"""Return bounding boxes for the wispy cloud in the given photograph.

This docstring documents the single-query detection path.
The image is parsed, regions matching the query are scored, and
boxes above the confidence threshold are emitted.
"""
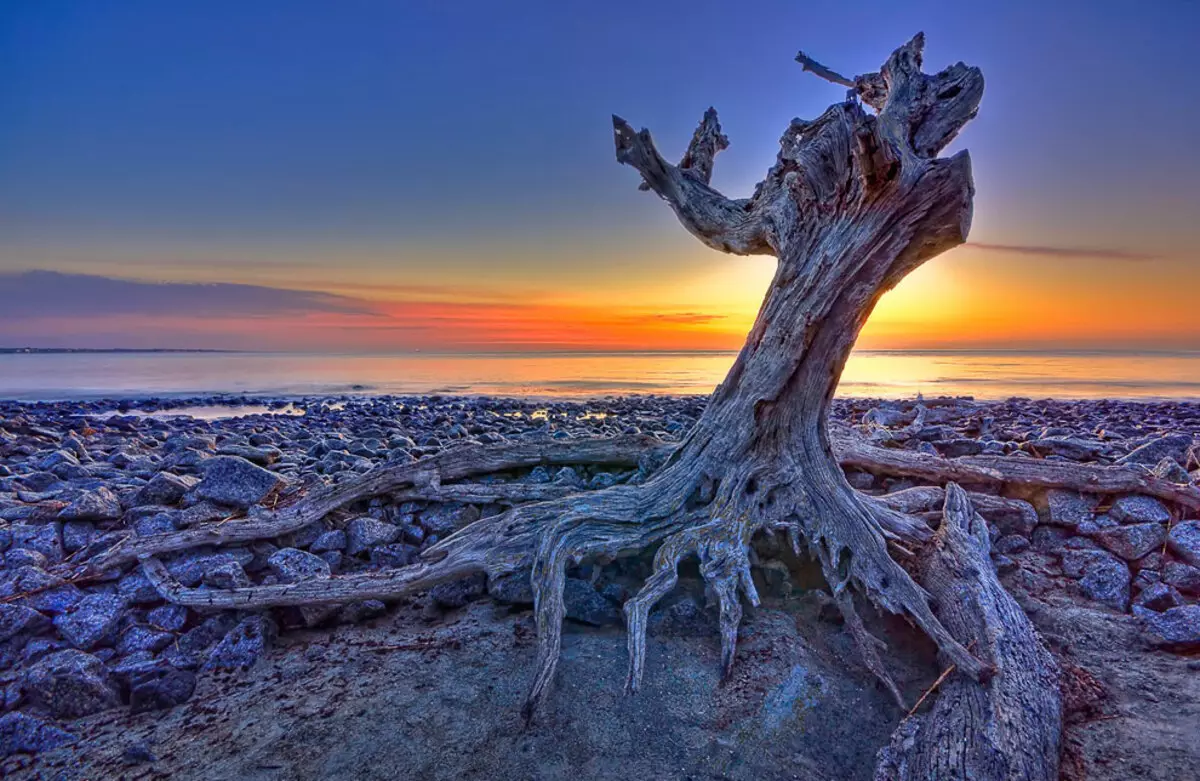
[0,271,744,351]
[964,243,1159,261]
[0,271,376,319]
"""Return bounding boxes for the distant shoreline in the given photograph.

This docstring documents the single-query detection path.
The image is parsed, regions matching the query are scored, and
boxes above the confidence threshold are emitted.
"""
[3,347,1199,357]
[0,348,236,354]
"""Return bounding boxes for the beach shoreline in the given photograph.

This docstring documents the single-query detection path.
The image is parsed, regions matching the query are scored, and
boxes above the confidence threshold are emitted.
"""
[1,393,1198,778]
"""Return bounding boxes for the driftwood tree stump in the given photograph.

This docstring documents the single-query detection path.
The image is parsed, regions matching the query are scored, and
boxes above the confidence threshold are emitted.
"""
[128,36,1072,778]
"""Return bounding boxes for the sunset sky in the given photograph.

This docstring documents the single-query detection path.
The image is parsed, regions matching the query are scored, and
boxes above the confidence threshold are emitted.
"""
[2,1,1197,352]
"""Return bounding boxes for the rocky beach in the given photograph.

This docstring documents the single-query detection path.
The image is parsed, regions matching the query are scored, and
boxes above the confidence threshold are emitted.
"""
[1,393,1199,780]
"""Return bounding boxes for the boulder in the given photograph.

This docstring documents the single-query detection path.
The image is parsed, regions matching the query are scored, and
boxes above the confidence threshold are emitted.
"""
[129,669,196,713]
[1044,490,1099,528]
[1142,605,1200,650]
[132,472,197,506]
[52,594,126,650]
[1166,520,1200,567]
[1163,561,1200,596]
[204,615,275,670]
[57,487,122,522]
[345,517,399,555]
[23,650,120,719]
[563,578,623,626]
[267,548,331,583]
[1061,548,1130,611]
[1092,523,1166,562]
[194,456,283,508]
[309,530,346,553]
[430,574,487,609]
[0,604,52,643]
[1110,495,1170,525]
[1118,433,1194,466]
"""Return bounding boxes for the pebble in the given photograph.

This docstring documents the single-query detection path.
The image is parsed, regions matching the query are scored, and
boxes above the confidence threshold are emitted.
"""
[0,393,1197,725]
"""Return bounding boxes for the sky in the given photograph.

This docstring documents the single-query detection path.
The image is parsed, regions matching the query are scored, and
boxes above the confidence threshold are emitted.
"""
[1,0,1197,352]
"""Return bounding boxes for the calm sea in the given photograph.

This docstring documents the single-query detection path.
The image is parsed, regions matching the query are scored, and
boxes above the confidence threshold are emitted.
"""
[1,350,1199,402]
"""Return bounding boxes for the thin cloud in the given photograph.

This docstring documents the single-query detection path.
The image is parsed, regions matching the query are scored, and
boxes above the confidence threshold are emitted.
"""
[0,271,378,319]
[648,312,726,324]
[964,243,1159,261]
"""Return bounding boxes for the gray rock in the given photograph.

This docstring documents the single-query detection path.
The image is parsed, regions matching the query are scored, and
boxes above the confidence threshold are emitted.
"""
[1166,520,1200,567]
[23,649,120,719]
[1133,582,1183,613]
[10,523,64,563]
[553,467,582,487]
[201,560,251,589]
[487,571,534,605]
[117,571,163,604]
[1092,523,1166,562]
[647,596,711,637]
[129,669,196,713]
[1061,548,1130,611]
[563,578,622,626]
[589,472,618,489]
[167,551,251,588]
[419,504,480,537]
[52,594,126,650]
[1163,561,1200,596]
[0,567,83,614]
[1110,495,1170,525]
[1031,525,1072,553]
[194,456,284,508]
[267,548,331,583]
[345,517,399,555]
[1119,433,1194,467]
[215,444,280,465]
[994,534,1030,555]
[117,626,175,655]
[0,712,77,758]
[1142,605,1200,650]
[1044,490,1099,527]
[133,511,178,537]
[58,487,122,522]
[163,614,237,669]
[204,615,274,670]
[932,438,982,457]
[430,574,487,609]
[147,604,189,632]
[369,543,418,568]
[60,520,94,553]
[1027,437,1110,461]
[310,530,347,553]
[0,604,52,643]
[1152,457,1192,484]
[5,548,48,569]
[133,472,196,506]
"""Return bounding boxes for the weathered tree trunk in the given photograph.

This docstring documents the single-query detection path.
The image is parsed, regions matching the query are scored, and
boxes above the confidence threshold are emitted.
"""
[873,484,1061,780]
[129,35,1067,779]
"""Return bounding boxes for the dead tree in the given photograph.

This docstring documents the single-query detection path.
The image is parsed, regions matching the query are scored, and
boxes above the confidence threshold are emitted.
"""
[121,35,1072,778]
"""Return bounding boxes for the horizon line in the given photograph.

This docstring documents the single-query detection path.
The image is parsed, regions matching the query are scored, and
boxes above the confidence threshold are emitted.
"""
[5,347,1200,357]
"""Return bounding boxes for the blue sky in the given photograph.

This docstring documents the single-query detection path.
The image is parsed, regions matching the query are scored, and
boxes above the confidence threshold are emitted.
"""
[1,1,1197,350]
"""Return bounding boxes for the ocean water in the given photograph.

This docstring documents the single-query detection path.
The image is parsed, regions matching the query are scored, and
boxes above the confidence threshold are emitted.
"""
[1,350,1198,401]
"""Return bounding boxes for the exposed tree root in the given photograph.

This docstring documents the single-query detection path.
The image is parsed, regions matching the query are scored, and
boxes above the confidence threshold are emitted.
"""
[90,421,1197,580]
[89,434,665,571]
[833,424,1200,511]
[874,484,1061,780]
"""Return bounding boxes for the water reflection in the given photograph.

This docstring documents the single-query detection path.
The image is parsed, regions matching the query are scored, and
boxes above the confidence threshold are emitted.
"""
[3,350,1199,401]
